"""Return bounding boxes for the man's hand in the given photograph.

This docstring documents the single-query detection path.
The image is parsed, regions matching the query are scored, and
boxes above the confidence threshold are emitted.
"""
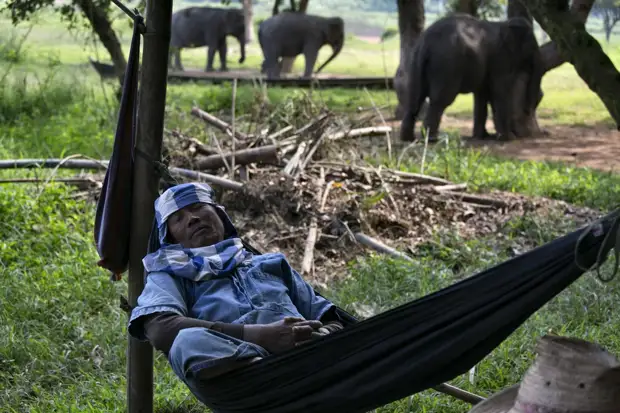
[242,317,323,354]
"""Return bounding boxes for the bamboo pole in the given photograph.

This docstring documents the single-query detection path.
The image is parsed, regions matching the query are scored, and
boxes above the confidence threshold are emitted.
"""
[127,2,172,413]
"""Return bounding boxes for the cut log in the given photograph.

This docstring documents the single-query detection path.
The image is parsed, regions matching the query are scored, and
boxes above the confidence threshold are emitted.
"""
[191,107,250,141]
[195,145,279,170]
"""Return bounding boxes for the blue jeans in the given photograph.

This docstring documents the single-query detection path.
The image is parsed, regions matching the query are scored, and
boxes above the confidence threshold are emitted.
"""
[168,327,270,406]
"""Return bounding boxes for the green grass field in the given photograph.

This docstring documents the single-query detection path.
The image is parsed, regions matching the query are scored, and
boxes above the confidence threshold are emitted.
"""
[2,5,620,413]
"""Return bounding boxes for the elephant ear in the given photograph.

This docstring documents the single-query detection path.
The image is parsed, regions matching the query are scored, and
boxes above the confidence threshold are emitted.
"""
[502,17,538,65]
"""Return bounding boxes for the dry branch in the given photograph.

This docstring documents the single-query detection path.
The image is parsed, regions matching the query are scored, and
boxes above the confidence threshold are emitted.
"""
[440,191,509,208]
[327,126,392,141]
[195,145,279,170]
[313,161,454,186]
[434,183,468,192]
[0,177,100,185]
[353,232,414,262]
[170,167,244,191]
[283,142,308,176]
[301,168,330,275]
[166,129,217,156]
[191,107,250,141]
[0,158,109,170]
[433,383,485,405]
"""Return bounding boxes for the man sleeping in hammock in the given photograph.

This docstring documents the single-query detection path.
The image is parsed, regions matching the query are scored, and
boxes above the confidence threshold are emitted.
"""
[127,182,345,402]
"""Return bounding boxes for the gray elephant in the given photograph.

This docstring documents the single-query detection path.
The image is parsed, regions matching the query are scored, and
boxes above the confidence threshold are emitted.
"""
[258,12,345,79]
[399,13,544,142]
[169,6,246,72]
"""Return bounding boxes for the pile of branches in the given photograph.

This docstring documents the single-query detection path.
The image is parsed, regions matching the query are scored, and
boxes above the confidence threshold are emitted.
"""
[157,101,571,286]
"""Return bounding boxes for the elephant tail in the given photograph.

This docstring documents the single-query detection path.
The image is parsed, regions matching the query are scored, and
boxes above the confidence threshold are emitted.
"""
[400,43,428,142]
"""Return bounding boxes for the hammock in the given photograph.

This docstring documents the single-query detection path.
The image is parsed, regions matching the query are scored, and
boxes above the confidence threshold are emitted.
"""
[94,11,620,413]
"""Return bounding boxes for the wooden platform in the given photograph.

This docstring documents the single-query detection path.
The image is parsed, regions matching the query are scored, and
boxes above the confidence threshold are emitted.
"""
[166,69,394,89]
[87,60,394,90]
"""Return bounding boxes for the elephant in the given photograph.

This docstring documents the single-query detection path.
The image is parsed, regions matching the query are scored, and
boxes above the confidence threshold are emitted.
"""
[169,6,246,72]
[258,12,345,79]
[399,13,544,142]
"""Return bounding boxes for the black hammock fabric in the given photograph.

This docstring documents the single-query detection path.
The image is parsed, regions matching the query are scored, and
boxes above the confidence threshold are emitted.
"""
[93,14,142,278]
[94,15,620,413]
[193,211,619,413]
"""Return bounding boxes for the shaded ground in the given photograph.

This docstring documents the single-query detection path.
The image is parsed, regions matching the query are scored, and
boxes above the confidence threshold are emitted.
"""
[446,116,620,173]
[386,114,620,173]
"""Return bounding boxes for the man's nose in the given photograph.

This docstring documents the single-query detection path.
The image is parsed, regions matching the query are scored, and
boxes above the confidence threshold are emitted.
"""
[187,214,200,226]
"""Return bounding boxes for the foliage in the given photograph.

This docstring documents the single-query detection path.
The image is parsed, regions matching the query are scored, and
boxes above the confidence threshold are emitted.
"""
[381,28,398,42]
[444,0,505,19]
[3,0,114,31]
[390,135,620,212]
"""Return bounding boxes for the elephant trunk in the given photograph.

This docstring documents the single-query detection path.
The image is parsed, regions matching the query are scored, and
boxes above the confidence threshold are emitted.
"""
[315,38,343,74]
[237,33,246,64]
[525,52,544,114]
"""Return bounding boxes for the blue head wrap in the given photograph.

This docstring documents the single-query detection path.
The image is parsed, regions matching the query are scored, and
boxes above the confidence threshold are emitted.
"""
[154,182,237,246]
[143,182,252,281]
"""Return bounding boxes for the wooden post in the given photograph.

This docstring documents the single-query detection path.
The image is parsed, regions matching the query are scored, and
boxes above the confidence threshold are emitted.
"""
[127,1,172,413]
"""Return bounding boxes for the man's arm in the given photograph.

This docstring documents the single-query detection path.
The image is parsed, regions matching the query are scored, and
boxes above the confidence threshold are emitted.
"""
[142,312,244,354]
[280,258,345,334]
[128,272,243,355]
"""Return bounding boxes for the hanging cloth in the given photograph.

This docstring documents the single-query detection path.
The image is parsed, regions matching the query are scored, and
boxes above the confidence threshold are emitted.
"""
[93,14,143,280]
[192,210,619,413]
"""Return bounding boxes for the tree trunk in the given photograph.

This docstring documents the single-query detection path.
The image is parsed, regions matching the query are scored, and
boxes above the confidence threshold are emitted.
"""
[279,0,309,75]
[76,0,127,87]
[521,0,620,128]
[538,0,594,72]
[455,0,478,16]
[604,21,611,43]
[242,0,254,43]
[394,0,425,120]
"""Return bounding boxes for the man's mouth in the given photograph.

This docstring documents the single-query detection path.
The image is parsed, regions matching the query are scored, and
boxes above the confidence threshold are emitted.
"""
[191,226,210,238]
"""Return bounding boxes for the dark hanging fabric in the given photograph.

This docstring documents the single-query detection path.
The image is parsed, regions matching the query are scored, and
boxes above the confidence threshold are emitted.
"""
[93,15,143,280]
[192,209,619,413]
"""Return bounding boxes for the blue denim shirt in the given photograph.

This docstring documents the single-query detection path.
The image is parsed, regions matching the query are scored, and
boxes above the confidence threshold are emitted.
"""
[128,252,334,341]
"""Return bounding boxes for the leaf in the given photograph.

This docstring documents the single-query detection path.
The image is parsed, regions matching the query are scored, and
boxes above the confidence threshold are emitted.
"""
[362,191,386,209]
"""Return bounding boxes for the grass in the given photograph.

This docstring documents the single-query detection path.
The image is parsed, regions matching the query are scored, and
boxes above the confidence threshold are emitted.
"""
[1,5,620,413]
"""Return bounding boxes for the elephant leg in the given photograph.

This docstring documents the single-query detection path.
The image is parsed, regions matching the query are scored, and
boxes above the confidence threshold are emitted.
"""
[422,101,448,142]
[423,78,459,142]
[218,39,228,72]
[473,92,491,139]
[174,49,184,71]
[303,45,319,78]
[490,77,516,141]
[205,46,217,72]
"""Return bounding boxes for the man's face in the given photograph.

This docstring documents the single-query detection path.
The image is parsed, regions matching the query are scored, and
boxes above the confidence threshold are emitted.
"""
[167,203,226,248]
